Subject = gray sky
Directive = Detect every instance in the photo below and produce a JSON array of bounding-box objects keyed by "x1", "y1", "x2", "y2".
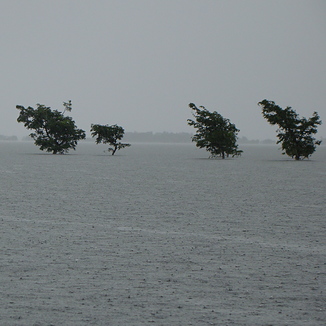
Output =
[{"x1": 1, "y1": 0, "x2": 325, "y2": 140}]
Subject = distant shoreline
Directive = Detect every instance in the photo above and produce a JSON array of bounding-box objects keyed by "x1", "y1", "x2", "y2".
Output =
[{"x1": 1, "y1": 132, "x2": 324, "y2": 145}]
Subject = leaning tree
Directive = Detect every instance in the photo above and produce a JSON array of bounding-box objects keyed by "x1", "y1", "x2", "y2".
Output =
[
  {"x1": 16, "y1": 101, "x2": 86, "y2": 154},
  {"x1": 187, "y1": 103, "x2": 242, "y2": 159},
  {"x1": 258, "y1": 99, "x2": 322, "y2": 160},
  {"x1": 90, "y1": 124, "x2": 130, "y2": 155}
]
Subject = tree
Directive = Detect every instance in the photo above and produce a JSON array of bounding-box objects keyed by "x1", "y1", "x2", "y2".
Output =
[
  {"x1": 90, "y1": 124, "x2": 130, "y2": 155},
  {"x1": 16, "y1": 101, "x2": 86, "y2": 154},
  {"x1": 258, "y1": 99, "x2": 322, "y2": 160},
  {"x1": 187, "y1": 103, "x2": 242, "y2": 159}
]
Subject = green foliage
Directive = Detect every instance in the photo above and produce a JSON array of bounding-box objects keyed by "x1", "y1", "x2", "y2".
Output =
[
  {"x1": 258, "y1": 99, "x2": 322, "y2": 160},
  {"x1": 187, "y1": 103, "x2": 242, "y2": 159},
  {"x1": 62, "y1": 100, "x2": 72, "y2": 114},
  {"x1": 16, "y1": 102, "x2": 86, "y2": 154},
  {"x1": 90, "y1": 124, "x2": 130, "y2": 155}
]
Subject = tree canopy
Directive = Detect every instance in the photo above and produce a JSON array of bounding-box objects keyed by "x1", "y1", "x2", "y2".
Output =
[
  {"x1": 90, "y1": 124, "x2": 130, "y2": 155},
  {"x1": 258, "y1": 99, "x2": 322, "y2": 160},
  {"x1": 16, "y1": 101, "x2": 86, "y2": 154},
  {"x1": 187, "y1": 103, "x2": 242, "y2": 159}
]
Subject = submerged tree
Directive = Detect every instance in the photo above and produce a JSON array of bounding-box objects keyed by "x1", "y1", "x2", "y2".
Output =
[
  {"x1": 16, "y1": 101, "x2": 86, "y2": 154},
  {"x1": 187, "y1": 103, "x2": 242, "y2": 158},
  {"x1": 90, "y1": 124, "x2": 130, "y2": 155},
  {"x1": 258, "y1": 99, "x2": 322, "y2": 160}
]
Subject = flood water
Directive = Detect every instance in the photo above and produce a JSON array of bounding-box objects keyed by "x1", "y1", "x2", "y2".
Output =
[
  {"x1": 1, "y1": 141, "x2": 325, "y2": 325},
  {"x1": 1, "y1": 142, "x2": 325, "y2": 230}
]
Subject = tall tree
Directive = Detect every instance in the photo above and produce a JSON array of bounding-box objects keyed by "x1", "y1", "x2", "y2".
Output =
[
  {"x1": 90, "y1": 124, "x2": 130, "y2": 155},
  {"x1": 187, "y1": 103, "x2": 242, "y2": 159},
  {"x1": 16, "y1": 101, "x2": 86, "y2": 154},
  {"x1": 258, "y1": 99, "x2": 322, "y2": 160}
]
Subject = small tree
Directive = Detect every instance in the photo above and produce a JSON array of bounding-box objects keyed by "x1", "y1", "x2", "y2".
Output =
[
  {"x1": 258, "y1": 99, "x2": 322, "y2": 160},
  {"x1": 90, "y1": 124, "x2": 130, "y2": 155},
  {"x1": 16, "y1": 101, "x2": 86, "y2": 154},
  {"x1": 187, "y1": 103, "x2": 242, "y2": 158}
]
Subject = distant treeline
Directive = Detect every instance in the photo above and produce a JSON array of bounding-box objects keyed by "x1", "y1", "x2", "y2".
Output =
[
  {"x1": 124, "y1": 132, "x2": 193, "y2": 143},
  {"x1": 0, "y1": 135, "x2": 18, "y2": 141},
  {"x1": 238, "y1": 136, "x2": 272, "y2": 144},
  {"x1": 20, "y1": 132, "x2": 194, "y2": 143},
  {"x1": 5, "y1": 133, "x2": 325, "y2": 144},
  {"x1": 123, "y1": 133, "x2": 274, "y2": 144}
]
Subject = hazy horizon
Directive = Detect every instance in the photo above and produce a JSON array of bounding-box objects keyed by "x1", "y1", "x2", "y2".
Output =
[{"x1": 1, "y1": 0, "x2": 325, "y2": 139}]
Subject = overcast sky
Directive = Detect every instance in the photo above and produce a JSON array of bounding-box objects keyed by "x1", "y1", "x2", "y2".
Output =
[{"x1": 1, "y1": 0, "x2": 325, "y2": 140}]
